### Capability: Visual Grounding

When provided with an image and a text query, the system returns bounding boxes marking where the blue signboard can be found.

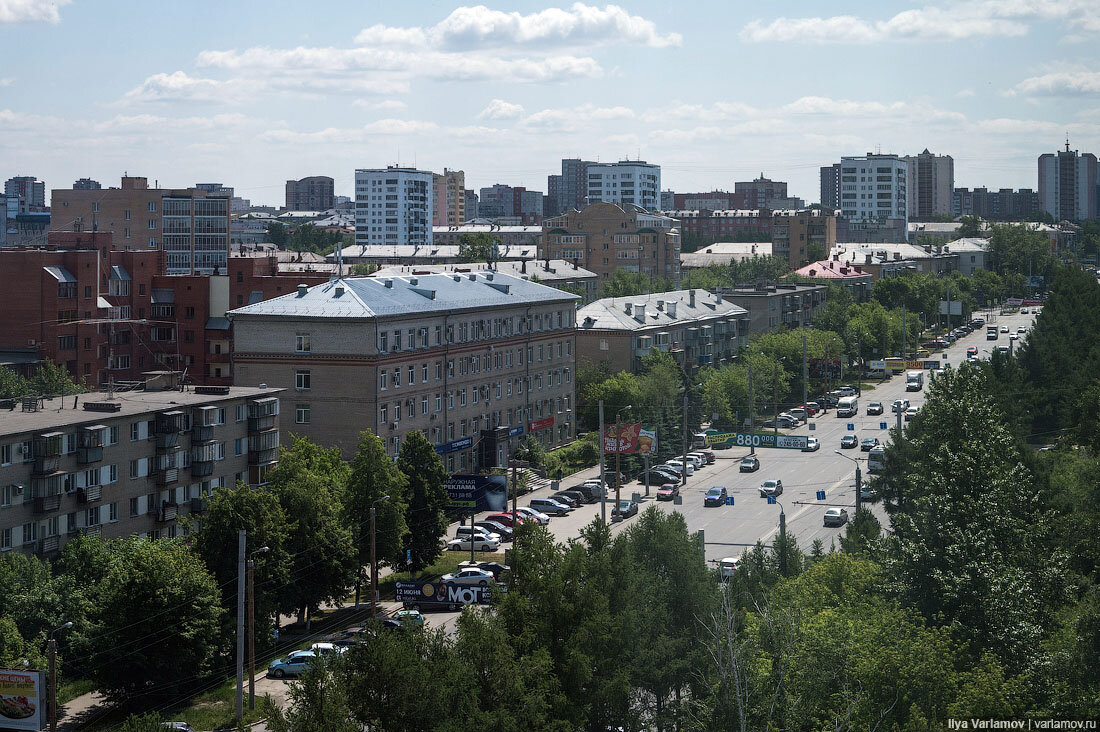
[507,425,525,437]
[847,423,855,431]
[816,490,826,501]
[767,496,777,505]
[880,422,888,430]
[435,437,473,455]
[725,496,735,506]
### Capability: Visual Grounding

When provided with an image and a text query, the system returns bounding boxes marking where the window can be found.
[0,528,10,550]
[435,361,443,380]
[379,332,388,352]
[295,333,311,353]
[421,396,428,415]
[435,394,442,412]
[235,438,244,456]
[393,368,401,388]
[0,444,10,466]
[108,425,119,444]
[394,330,402,351]
[407,399,414,418]
[130,497,139,517]
[109,502,118,522]
[422,364,428,383]
[295,404,310,424]
[130,458,150,479]
[380,405,388,424]
[235,404,246,422]
[380,371,388,390]
[295,370,311,390]
[408,365,415,384]
[22,522,37,544]
[600,339,609,351]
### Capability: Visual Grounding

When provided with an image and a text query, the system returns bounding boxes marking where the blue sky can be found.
[2,0,1099,206]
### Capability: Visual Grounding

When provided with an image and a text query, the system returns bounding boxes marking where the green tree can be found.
[345,431,408,603]
[958,214,983,238]
[458,232,498,262]
[513,434,546,469]
[350,262,376,276]
[0,616,43,669]
[599,269,673,298]
[266,221,288,247]
[0,366,31,398]
[838,506,882,556]
[397,431,450,572]
[263,662,359,732]
[116,712,166,732]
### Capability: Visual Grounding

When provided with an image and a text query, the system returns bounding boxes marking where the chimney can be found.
[689,289,696,308]
[334,284,345,297]
[865,254,872,265]
[296,283,308,296]
[667,301,677,318]
[624,303,633,315]
[716,292,723,304]
[656,300,664,311]
[634,303,646,323]
[521,259,527,274]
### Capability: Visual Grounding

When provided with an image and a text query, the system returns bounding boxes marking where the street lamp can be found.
[247,546,269,710]
[48,621,73,732]
[834,450,863,513]
[371,495,390,620]
[614,405,632,516]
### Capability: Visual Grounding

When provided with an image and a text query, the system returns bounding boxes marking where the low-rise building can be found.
[229,273,579,470]
[829,243,959,275]
[576,289,748,375]
[793,259,874,301]
[680,242,773,270]
[329,242,539,267]
[717,283,827,333]
[431,224,541,249]
[0,372,282,556]
[372,259,598,303]
[665,209,770,244]
[941,238,987,276]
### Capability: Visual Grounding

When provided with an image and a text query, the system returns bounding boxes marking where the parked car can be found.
[802,437,820,452]
[528,497,571,517]
[656,483,679,501]
[1021,308,1029,314]
[394,608,425,627]
[718,556,740,580]
[866,401,884,415]
[549,491,580,508]
[704,486,728,506]
[905,406,919,421]
[759,479,783,497]
[574,482,607,502]
[446,534,500,553]
[688,451,711,467]
[823,507,849,527]
[658,463,684,478]
[739,456,760,472]
[515,506,550,525]
[1001,325,1010,333]
[788,407,808,422]
[838,386,857,397]
[162,724,196,732]
[465,560,510,578]
[456,526,501,544]
[642,469,679,486]
[683,454,706,470]
[474,520,513,541]
[967,346,978,356]
[441,567,495,587]
[698,450,717,464]
[269,650,320,679]
[612,499,639,520]
[664,459,695,476]
[309,642,344,656]
[840,434,858,449]
[485,512,533,528]
[860,437,880,452]
[776,415,798,429]
[892,398,910,413]
[805,401,821,416]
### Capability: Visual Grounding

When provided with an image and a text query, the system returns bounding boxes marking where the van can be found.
[836,396,858,417]
[692,433,709,450]
[528,498,571,517]
[867,445,886,473]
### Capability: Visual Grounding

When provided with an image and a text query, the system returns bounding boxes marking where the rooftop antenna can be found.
[1066,133,1071,153]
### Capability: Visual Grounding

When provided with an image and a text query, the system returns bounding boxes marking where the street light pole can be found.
[48,621,72,732]
[247,546,269,710]
[834,450,863,513]
[371,495,390,620]
[235,529,245,723]
[614,405,632,517]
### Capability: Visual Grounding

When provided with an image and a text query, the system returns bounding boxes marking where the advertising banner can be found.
[704,432,808,450]
[395,580,492,607]
[603,423,658,454]
[434,437,472,455]
[528,417,554,432]
[869,360,887,370]
[443,474,509,513]
[0,668,45,731]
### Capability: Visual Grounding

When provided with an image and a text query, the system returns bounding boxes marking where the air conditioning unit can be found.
[389,423,397,431]
[27,339,36,346]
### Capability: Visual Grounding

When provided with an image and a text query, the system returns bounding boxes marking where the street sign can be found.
[406,549,412,565]
[846,423,854,431]
[705,431,808,450]
[879,422,888,430]
[725,496,735,506]
[816,490,826,501]
[767,496,777,505]
[809,423,816,431]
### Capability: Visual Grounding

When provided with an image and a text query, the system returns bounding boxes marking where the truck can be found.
[986,325,998,340]
[867,445,886,473]
[836,396,858,418]
[905,370,924,391]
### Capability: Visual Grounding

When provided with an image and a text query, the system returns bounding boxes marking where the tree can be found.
[350,262,376,276]
[345,431,408,602]
[263,662,359,732]
[85,537,222,702]
[838,507,882,556]
[958,215,983,238]
[600,269,673,298]
[0,366,31,398]
[266,221,288,247]
[397,431,451,572]
[116,712,166,732]
[458,232,497,263]
[513,434,546,469]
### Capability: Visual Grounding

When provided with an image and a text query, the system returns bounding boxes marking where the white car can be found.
[441,567,494,586]
[515,506,550,525]
[309,642,345,656]
[455,526,502,544]
[664,459,695,476]
[446,535,500,552]
[684,454,706,469]
[823,507,849,527]
[718,557,740,579]
[905,406,918,421]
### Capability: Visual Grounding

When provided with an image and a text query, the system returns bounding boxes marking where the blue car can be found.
[268,650,319,679]
[704,486,728,507]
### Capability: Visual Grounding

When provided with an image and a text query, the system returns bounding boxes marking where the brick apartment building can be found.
[666,209,771,244]
[0,372,282,556]
[285,176,335,212]
[770,209,838,269]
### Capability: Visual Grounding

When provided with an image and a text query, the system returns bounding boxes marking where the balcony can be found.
[248,430,279,453]
[191,460,214,477]
[37,535,60,556]
[158,502,178,523]
[76,446,103,464]
[78,484,102,503]
[248,415,276,433]
[248,397,279,420]
[248,448,279,466]
[155,432,180,449]
[83,525,102,538]
[156,468,180,486]
[189,497,207,515]
[192,425,215,443]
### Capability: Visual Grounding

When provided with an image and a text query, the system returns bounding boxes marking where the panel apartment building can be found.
[354,167,433,249]
[0,373,281,556]
[586,160,661,212]
[51,175,231,275]
[432,169,466,226]
[1038,143,1098,222]
[230,273,578,472]
[285,176,335,212]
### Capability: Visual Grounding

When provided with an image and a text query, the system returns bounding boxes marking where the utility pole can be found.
[801,333,808,410]
[856,335,862,396]
[598,400,606,522]
[855,461,863,514]
[902,303,907,356]
[747,362,755,455]
[48,622,71,732]
[247,546,268,710]
[882,328,888,382]
[778,502,788,577]
[235,530,245,723]
[771,361,779,436]
[681,392,689,487]
[643,451,650,497]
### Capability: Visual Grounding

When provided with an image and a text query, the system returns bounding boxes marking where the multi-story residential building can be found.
[463,189,478,220]
[770,209,837,268]
[432,169,466,227]
[73,178,101,190]
[718,283,828,333]
[666,209,770,244]
[903,150,954,220]
[354,167,433,249]
[0,372,282,556]
[576,289,748,375]
[51,175,231,275]
[372,259,599,304]
[4,176,46,213]
[230,273,579,469]
[476,185,544,223]
[952,187,1039,219]
[546,158,595,217]
[331,241,539,268]
[542,202,681,288]
[586,160,661,211]
[833,153,908,226]
[735,175,804,209]
[285,176,335,212]
[1038,142,1098,222]
[820,164,841,210]
[665,191,747,211]
[430,224,540,249]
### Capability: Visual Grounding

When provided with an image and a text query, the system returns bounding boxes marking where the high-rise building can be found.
[832,154,908,226]
[478,184,513,219]
[463,189,478,220]
[1038,142,1098,222]
[819,164,841,209]
[668,191,747,211]
[51,176,230,275]
[432,169,466,226]
[353,167,433,248]
[735,174,803,209]
[4,176,46,213]
[546,158,595,217]
[586,160,661,211]
[953,188,1039,220]
[902,150,954,220]
[771,209,838,269]
[285,176,335,211]
[73,178,101,190]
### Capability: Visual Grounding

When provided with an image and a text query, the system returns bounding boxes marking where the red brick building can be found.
[668,209,771,242]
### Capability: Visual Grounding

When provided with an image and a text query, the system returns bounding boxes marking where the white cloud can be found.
[0,0,70,24]
[1015,70,1100,95]
[354,3,681,50]
[520,103,634,130]
[0,78,12,87]
[0,108,15,121]
[123,71,228,103]
[956,88,976,98]
[353,99,408,111]
[361,118,438,135]
[478,99,525,120]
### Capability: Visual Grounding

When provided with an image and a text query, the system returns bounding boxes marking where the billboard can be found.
[705,432,808,450]
[0,668,45,731]
[939,300,963,316]
[395,580,492,607]
[443,474,509,513]
[603,423,658,454]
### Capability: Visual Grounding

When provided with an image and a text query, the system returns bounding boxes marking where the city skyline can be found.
[1,1,1099,206]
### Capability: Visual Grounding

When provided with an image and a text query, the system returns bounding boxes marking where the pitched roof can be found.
[577,290,747,332]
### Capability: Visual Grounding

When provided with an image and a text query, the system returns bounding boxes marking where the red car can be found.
[485,512,535,528]
[799,404,818,417]
[656,483,679,501]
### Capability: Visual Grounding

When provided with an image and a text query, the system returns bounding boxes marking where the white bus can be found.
[867,445,886,473]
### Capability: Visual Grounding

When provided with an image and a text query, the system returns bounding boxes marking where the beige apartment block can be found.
[0,372,282,557]
[230,273,578,472]
[432,169,466,227]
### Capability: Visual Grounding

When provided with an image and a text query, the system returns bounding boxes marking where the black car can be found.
[739,456,760,472]
[643,469,680,485]
[474,520,513,541]
[556,489,587,505]
[467,560,510,578]
[550,492,580,508]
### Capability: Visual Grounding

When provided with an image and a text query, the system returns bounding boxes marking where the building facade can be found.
[952,188,1039,220]
[230,273,578,470]
[1038,144,1098,222]
[432,169,466,227]
[73,178,101,190]
[820,164,841,210]
[586,160,661,211]
[285,176,335,212]
[576,289,749,375]
[718,283,828,333]
[4,176,46,213]
[546,158,594,217]
[667,209,770,243]
[0,374,282,556]
[372,259,599,304]
[903,150,954,219]
[770,209,837,269]
[734,175,803,209]
[542,202,681,288]
[354,167,433,249]
[430,224,541,249]
[834,154,908,226]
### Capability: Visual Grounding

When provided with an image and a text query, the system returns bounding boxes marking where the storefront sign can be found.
[0,668,45,731]
[528,417,554,432]
[434,437,473,455]
[705,432,808,450]
[395,580,492,606]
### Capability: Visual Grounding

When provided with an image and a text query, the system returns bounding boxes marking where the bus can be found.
[867,445,886,473]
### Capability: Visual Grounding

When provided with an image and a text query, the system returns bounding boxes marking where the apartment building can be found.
[285,176,335,212]
[952,187,1039,220]
[229,273,579,471]
[432,169,466,227]
[372,259,599,304]
[546,158,595,217]
[542,202,681,288]
[820,164,841,210]
[793,260,874,302]
[73,178,102,190]
[717,283,828,333]
[1038,143,1098,222]
[430,223,540,249]
[734,175,804,209]
[0,372,282,556]
[477,184,543,224]
[4,176,46,213]
[576,289,749,375]
[770,209,837,269]
[667,209,770,243]
[664,191,746,211]
[903,150,954,219]
[832,154,908,226]
[51,175,231,275]
[354,167,433,248]
[586,160,661,211]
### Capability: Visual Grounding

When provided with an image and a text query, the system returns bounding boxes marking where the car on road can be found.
[516,506,550,525]
[859,483,877,501]
[860,437,880,452]
[802,437,820,452]
[269,650,320,679]
[612,499,639,520]
[1017,326,1026,334]
[442,567,495,587]
[529,498,572,517]
[1021,307,1029,314]
[718,557,740,580]
[996,345,1011,354]
[393,608,425,627]
[866,401,884,415]
[967,346,978,357]
[840,434,858,449]
[704,486,728,506]
[759,479,783,497]
[905,406,919,421]
[823,507,849,527]
[656,483,679,501]
[1009,334,1019,342]
[1001,325,1010,333]
[456,526,502,544]
[892,398,910,413]
[475,520,514,541]
[162,724,196,732]
[739,456,760,472]
[447,534,500,553]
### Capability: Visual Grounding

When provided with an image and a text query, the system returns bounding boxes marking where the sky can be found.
[1,0,1099,207]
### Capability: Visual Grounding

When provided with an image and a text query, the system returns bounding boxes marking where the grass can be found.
[82,677,267,731]
[57,678,95,705]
